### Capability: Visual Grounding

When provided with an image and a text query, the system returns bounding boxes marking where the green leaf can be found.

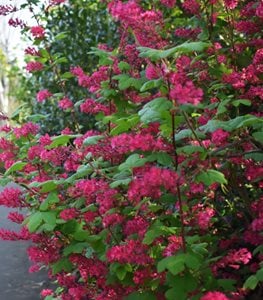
[119,154,147,171]
[232,99,251,107]
[165,270,201,299]
[44,296,56,300]
[146,152,173,166]
[176,145,205,155]
[143,228,165,245]
[243,275,258,290]
[88,47,114,59]
[184,253,202,270]
[112,74,132,90]
[83,135,104,146]
[65,165,93,184]
[196,169,227,185]
[217,279,236,291]
[140,79,162,92]
[165,287,187,300]
[73,229,91,241]
[244,152,263,162]
[5,161,27,175]
[256,268,263,281]
[61,220,79,234]
[116,266,127,281]
[39,48,49,58]
[63,242,88,256]
[47,135,79,149]
[40,191,59,211]
[118,61,131,71]
[137,42,210,61]
[110,178,132,188]
[0,177,11,186]
[190,243,208,255]
[174,129,205,141]
[199,115,262,133]
[61,71,74,79]
[52,257,73,275]
[253,245,263,255]
[125,292,157,300]
[216,99,231,115]
[54,57,68,64]
[166,272,198,292]
[40,180,58,193]
[138,97,172,124]
[41,211,57,227]
[155,152,173,165]
[157,255,185,275]
[10,103,28,120]
[27,212,43,233]
[85,246,95,258]
[253,132,263,144]
[26,114,48,122]
[110,120,131,136]
[54,31,68,40]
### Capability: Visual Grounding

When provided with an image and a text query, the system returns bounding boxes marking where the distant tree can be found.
[12,0,118,134]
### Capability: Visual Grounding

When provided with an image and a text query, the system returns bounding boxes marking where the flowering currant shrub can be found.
[0,0,263,299]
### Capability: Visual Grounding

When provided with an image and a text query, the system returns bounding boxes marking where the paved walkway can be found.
[0,205,50,300]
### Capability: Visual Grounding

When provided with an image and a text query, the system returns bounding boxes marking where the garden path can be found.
[0,185,50,300]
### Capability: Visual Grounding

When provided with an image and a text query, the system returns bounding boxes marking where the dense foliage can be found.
[10,0,118,134]
[0,0,263,299]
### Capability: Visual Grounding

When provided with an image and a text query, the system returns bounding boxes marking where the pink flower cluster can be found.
[109,0,166,48]
[0,227,30,241]
[211,129,230,146]
[163,235,183,257]
[25,47,40,56]
[160,0,176,8]
[123,216,149,238]
[182,0,200,15]
[70,254,107,281]
[0,4,17,16]
[80,98,110,115]
[102,213,124,227]
[0,187,24,209]
[13,122,39,138]
[73,179,117,214]
[58,97,73,110]
[213,248,252,273]
[196,206,215,230]
[36,89,52,102]
[26,61,44,72]
[8,18,25,28]
[174,27,201,39]
[201,291,229,300]
[71,66,108,93]
[49,0,66,5]
[30,26,45,39]
[128,166,178,203]
[27,236,62,265]
[60,208,78,221]
[224,0,239,10]
[7,211,25,224]
[170,80,203,105]
[111,132,169,154]
[107,240,152,265]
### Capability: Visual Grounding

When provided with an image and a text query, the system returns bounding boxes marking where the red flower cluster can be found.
[107,240,152,265]
[128,166,178,203]
[26,61,44,72]
[36,89,52,102]
[30,26,45,39]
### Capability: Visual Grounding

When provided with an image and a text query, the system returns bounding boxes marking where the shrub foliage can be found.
[0,0,263,299]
